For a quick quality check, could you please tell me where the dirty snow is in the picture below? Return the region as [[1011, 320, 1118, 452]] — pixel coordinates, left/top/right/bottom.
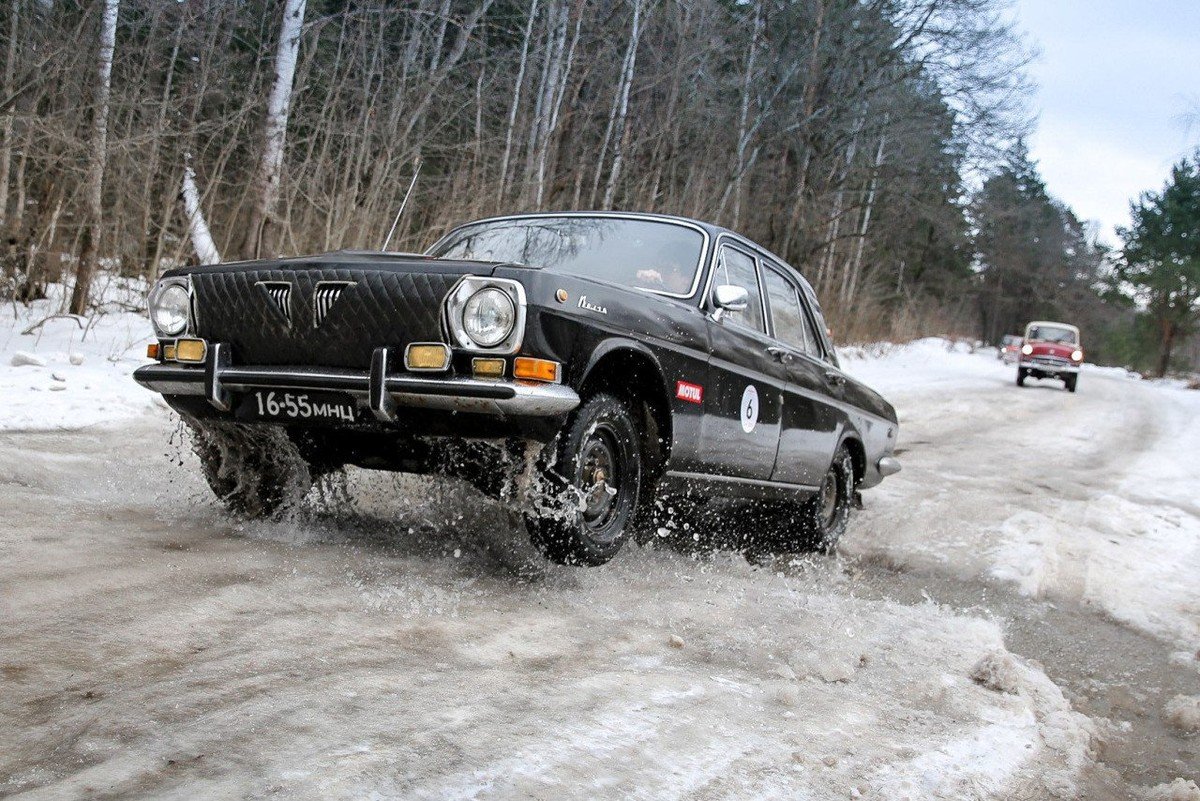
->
[[1163, 695, 1200, 734], [0, 428, 1095, 799]]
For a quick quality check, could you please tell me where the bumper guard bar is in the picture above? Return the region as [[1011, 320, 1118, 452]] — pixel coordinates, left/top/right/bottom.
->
[[133, 344, 581, 419]]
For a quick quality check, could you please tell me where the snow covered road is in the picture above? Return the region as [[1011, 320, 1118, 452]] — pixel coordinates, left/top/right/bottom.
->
[[0, 423, 1094, 800], [1, 331, 1198, 800], [842, 341, 1200, 653]]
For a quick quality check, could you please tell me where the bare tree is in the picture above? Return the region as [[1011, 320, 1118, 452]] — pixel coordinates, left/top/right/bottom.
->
[[68, 0, 118, 315], [182, 156, 220, 266], [601, 0, 644, 209], [239, 0, 306, 260]]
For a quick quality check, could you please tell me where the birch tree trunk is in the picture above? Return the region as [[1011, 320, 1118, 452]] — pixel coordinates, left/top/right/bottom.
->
[[729, 0, 763, 229], [498, 0, 538, 208], [0, 0, 19, 231], [68, 0, 118, 315], [534, 3, 580, 205], [842, 124, 887, 303], [601, 0, 643, 210], [182, 156, 221, 266], [238, 0, 306, 260]]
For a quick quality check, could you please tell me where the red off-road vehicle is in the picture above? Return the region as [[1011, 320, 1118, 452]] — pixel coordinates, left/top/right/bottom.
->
[[1017, 321, 1083, 393]]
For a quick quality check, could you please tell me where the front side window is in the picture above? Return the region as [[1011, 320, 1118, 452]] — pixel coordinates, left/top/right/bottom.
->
[[714, 246, 765, 333], [430, 216, 705, 297]]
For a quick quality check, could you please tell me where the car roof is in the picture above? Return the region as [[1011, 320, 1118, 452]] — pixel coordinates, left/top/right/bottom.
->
[[1026, 320, 1080, 333], [442, 210, 817, 296], [449, 209, 727, 236]]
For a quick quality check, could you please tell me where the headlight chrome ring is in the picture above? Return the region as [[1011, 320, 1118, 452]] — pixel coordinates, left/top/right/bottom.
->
[[149, 279, 191, 337], [443, 276, 526, 354]]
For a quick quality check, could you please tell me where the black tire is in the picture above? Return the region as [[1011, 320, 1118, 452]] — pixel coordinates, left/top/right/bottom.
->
[[1065, 374, 1078, 393], [185, 419, 312, 519], [526, 393, 643, 566], [1016, 368, 1026, 387], [764, 445, 855, 554]]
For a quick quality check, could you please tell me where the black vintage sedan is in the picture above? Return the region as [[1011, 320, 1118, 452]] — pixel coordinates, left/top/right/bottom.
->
[[135, 212, 900, 565]]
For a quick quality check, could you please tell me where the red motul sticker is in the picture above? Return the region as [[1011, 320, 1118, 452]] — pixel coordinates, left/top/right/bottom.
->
[[675, 380, 704, 404]]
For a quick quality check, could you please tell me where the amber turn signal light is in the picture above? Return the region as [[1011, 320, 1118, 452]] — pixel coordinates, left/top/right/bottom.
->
[[405, 343, 451, 371], [471, 357, 506, 378], [146, 343, 160, 360], [174, 338, 208, 363], [513, 357, 560, 383]]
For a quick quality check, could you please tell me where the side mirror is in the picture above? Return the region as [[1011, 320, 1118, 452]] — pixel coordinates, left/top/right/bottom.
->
[[711, 284, 749, 320]]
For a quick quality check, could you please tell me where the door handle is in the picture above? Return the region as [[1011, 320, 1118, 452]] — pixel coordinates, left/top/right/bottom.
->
[[767, 346, 794, 364], [824, 370, 846, 386]]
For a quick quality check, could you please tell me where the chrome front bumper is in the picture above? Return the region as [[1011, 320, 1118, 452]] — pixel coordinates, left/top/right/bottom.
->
[[133, 343, 580, 420], [1020, 359, 1079, 373]]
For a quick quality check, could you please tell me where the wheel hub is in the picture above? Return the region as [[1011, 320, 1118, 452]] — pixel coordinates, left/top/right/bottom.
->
[[578, 429, 620, 530], [818, 472, 838, 526]]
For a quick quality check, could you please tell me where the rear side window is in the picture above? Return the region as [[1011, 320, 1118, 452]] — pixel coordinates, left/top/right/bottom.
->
[[764, 266, 824, 358], [762, 269, 809, 351], [715, 246, 765, 333]]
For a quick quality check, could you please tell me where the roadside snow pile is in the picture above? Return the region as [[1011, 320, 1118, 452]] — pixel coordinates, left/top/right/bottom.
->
[[839, 337, 1140, 400], [839, 338, 1011, 397], [0, 279, 156, 431]]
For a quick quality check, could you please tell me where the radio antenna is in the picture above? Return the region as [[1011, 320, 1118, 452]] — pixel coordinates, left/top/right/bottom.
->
[[381, 158, 422, 252]]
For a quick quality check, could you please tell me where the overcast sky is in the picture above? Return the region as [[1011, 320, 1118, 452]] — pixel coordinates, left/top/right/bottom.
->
[[1013, 0, 1200, 247]]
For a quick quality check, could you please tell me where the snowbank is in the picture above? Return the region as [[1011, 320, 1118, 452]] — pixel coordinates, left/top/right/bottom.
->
[[0, 279, 158, 431]]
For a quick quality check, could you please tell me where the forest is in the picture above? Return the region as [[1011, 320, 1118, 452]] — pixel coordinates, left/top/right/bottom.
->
[[0, 0, 1194, 372]]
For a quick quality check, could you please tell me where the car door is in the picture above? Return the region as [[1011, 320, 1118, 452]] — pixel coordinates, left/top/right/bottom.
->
[[760, 263, 844, 486], [697, 243, 787, 481]]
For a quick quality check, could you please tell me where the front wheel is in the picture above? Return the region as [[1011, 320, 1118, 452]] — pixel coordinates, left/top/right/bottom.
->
[[526, 393, 643, 566], [1016, 367, 1027, 387], [185, 419, 312, 519], [1065, 373, 1078, 393], [763, 445, 855, 554]]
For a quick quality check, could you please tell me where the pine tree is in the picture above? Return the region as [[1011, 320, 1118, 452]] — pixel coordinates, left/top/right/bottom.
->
[[1118, 153, 1200, 376]]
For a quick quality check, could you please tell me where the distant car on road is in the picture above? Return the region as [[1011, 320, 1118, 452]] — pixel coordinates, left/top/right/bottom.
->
[[998, 334, 1023, 364], [135, 212, 901, 566], [1017, 321, 1083, 392]]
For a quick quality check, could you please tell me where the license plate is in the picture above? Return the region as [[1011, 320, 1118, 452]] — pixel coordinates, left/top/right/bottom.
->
[[237, 390, 358, 423]]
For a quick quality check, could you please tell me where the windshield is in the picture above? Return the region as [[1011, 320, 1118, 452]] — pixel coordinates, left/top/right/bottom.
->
[[1026, 324, 1077, 344], [429, 216, 706, 297]]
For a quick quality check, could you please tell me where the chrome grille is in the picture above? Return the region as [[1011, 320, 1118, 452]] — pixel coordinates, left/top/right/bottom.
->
[[256, 281, 292, 326], [313, 281, 354, 328]]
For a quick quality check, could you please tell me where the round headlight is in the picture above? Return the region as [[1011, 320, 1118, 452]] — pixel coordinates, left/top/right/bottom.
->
[[1071, 350, 1083, 361], [151, 283, 190, 336], [462, 288, 515, 348], [1021, 344, 1033, 355]]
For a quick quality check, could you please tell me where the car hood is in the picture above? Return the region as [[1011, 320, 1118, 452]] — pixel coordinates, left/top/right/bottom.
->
[[1028, 341, 1078, 358], [162, 251, 517, 280]]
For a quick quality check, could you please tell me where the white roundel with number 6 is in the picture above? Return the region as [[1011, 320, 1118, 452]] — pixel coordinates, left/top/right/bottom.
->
[[740, 384, 759, 433]]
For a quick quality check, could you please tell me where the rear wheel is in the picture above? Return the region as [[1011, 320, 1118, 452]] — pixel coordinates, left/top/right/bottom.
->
[[185, 419, 312, 519], [526, 393, 643, 566]]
